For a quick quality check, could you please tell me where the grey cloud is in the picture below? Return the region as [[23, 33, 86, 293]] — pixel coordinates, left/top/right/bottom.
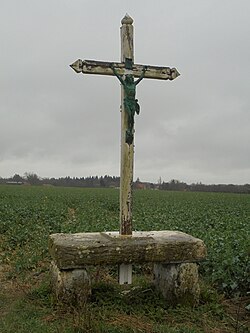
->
[[0, 0, 249, 184]]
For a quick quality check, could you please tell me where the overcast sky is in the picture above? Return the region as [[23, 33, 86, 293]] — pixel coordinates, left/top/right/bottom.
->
[[1, 0, 249, 184]]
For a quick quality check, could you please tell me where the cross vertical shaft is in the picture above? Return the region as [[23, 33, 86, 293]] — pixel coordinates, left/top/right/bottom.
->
[[118, 14, 134, 285], [120, 15, 134, 236]]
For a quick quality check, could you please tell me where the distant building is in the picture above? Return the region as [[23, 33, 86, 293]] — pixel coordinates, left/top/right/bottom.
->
[[134, 181, 154, 190]]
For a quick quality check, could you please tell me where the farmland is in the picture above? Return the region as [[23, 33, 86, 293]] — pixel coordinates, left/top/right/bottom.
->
[[0, 185, 249, 332]]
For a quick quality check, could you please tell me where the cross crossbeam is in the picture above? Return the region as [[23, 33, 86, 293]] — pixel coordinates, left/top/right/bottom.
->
[[70, 59, 180, 80]]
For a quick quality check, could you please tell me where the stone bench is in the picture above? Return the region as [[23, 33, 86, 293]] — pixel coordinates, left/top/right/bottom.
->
[[49, 230, 206, 306]]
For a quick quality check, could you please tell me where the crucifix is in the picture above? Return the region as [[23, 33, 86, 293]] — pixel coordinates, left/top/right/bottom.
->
[[70, 14, 180, 284]]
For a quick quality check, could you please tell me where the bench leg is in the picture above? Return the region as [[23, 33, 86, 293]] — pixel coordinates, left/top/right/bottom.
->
[[50, 261, 91, 305], [153, 263, 200, 306]]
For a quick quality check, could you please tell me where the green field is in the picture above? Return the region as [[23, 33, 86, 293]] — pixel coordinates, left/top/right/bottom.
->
[[0, 185, 249, 332]]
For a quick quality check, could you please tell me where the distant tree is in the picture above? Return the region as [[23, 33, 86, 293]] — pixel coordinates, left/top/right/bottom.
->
[[160, 179, 187, 191], [100, 176, 105, 187], [12, 174, 24, 182], [24, 172, 40, 185]]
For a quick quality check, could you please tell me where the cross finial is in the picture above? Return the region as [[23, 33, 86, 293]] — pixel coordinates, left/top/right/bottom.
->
[[121, 14, 133, 25]]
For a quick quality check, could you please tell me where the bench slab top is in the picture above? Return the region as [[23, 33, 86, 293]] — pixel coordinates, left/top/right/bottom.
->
[[49, 230, 206, 269]]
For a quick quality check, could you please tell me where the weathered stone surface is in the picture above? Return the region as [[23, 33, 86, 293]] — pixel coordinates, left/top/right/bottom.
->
[[50, 261, 91, 305], [49, 231, 206, 270], [153, 263, 200, 306]]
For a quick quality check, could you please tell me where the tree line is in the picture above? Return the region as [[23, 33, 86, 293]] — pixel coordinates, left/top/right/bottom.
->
[[158, 179, 250, 194], [1, 173, 120, 188], [1, 173, 249, 194]]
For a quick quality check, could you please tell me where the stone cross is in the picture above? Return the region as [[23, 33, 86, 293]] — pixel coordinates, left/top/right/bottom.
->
[[70, 14, 180, 284]]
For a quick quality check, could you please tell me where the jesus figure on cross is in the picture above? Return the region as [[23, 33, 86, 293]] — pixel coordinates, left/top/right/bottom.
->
[[111, 64, 147, 144]]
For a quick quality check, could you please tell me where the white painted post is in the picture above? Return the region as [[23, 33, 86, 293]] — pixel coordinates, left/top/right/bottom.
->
[[119, 14, 134, 284]]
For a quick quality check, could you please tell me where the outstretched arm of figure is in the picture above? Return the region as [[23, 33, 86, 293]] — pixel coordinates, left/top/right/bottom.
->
[[135, 66, 147, 85], [110, 64, 125, 86]]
